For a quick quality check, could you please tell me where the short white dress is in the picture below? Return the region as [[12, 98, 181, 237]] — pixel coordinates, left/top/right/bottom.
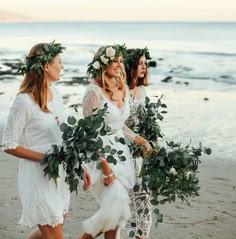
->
[[1, 86, 70, 227], [82, 84, 136, 238]]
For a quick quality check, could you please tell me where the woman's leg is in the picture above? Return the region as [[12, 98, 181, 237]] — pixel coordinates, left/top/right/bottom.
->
[[27, 228, 43, 239], [38, 223, 63, 239], [104, 229, 117, 239], [79, 231, 104, 239], [78, 233, 94, 239]]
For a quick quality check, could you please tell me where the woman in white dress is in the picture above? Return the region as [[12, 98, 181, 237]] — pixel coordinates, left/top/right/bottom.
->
[[1, 42, 70, 239], [78, 45, 152, 239], [125, 48, 152, 239]]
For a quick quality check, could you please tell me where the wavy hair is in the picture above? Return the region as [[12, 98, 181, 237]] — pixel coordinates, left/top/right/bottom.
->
[[93, 45, 126, 100], [18, 43, 53, 112], [125, 48, 150, 90]]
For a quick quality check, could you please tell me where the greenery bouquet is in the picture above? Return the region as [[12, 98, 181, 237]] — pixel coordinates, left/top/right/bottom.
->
[[126, 96, 211, 227], [41, 105, 125, 193]]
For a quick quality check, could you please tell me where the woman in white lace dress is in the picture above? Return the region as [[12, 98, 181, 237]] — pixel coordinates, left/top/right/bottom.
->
[[78, 45, 152, 239], [125, 48, 152, 239], [1, 42, 70, 239]]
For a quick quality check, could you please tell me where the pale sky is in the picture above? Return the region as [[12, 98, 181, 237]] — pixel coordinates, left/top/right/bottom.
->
[[1, 0, 236, 22]]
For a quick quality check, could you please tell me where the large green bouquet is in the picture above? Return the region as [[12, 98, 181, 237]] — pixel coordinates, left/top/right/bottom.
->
[[41, 105, 125, 193], [126, 96, 211, 227]]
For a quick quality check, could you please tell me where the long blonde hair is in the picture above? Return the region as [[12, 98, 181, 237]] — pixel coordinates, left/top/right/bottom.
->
[[18, 43, 51, 112], [94, 46, 126, 99]]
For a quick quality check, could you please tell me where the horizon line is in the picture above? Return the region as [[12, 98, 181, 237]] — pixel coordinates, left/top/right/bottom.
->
[[1, 20, 236, 24]]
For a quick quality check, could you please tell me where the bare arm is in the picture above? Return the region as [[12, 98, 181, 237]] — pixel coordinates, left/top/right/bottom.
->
[[5, 146, 44, 162]]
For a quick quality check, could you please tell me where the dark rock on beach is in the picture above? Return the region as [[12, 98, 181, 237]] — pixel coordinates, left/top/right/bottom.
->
[[0, 75, 16, 81], [3, 62, 21, 70], [69, 103, 82, 108], [0, 60, 22, 76], [59, 76, 90, 85], [175, 80, 190, 85], [148, 60, 157, 68], [0, 70, 18, 76], [161, 76, 173, 83]]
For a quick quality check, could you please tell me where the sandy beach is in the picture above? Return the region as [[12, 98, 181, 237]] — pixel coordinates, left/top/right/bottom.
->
[[0, 77, 236, 239]]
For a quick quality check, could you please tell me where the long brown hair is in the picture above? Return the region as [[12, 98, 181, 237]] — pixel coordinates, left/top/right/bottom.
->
[[125, 48, 149, 90], [18, 43, 51, 112]]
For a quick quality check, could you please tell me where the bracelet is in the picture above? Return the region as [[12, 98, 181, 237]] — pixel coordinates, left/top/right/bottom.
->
[[102, 172, 114, 178]]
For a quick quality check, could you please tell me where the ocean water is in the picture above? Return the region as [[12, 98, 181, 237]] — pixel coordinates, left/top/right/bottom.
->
[[0, 21, 236, 85], [1, 22, 236, 162]]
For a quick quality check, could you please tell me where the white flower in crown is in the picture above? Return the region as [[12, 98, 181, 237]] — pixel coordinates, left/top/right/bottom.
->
[[185, 171, 192, 180], [106, 47, 115, 60], [100, 55, 109, 65], [169, 167, 177, 176], [92, 61, 100, 69]]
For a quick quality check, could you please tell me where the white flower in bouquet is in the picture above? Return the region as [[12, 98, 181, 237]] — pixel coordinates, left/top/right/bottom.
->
[[185, 171, 192, 180], [100, 55, 109, 65], [106, 47, 115, 59], [92, 61, 100, 69], [169, 167, 177, 176]]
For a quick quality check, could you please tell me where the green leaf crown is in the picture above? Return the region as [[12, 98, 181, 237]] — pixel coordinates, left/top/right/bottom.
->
[[126, 47, 152, 64], [87, 44, 127, 78], [18, 41, 65, 75]]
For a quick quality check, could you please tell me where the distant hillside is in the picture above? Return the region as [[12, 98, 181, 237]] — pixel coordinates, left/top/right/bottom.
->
[[0, 10, 35, 22]]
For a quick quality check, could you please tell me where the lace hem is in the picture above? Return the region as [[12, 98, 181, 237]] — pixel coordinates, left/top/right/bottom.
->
[[19, 214, 65, 228], [1, 142, 18, 151], [19, 189, 70, 228], [1, 126, 18, 151], [28, 143, 62, 153]]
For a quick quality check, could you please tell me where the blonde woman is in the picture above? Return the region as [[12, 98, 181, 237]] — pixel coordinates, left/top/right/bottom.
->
[[79, 45, 151, 239]]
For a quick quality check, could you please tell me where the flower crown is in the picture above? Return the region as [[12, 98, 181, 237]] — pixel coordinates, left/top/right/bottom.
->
[[18, 40, 65, 75], [87, 44, 127, 78], [126, 47, 152, 64]]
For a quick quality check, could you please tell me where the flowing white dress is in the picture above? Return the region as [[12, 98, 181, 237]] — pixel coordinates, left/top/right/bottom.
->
[[82, 84, 136, 238], [126, 86, 152, 238], [1, 86, 70, 227]]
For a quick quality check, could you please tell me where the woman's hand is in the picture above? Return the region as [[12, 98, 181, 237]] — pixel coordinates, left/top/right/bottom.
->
[[83, 168, 91, 191], [101, 159, 115, 186], [102, 173, 115, 186], [134, 135, 152, 152]]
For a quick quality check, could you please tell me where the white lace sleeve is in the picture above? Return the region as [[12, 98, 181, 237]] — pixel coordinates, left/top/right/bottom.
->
[[122, 125, 137, 142], [122, 85, 138, 141], [81, 86, 104, 185], [1, 95, 31, 150], [82, 86, 102, 117]]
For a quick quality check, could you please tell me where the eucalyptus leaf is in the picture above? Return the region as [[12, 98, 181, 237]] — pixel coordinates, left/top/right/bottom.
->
[[41, 104, 127, 194], [67, 116, 77, 125], [125, 95, 212, 229], [133, 184, 140, 192]]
